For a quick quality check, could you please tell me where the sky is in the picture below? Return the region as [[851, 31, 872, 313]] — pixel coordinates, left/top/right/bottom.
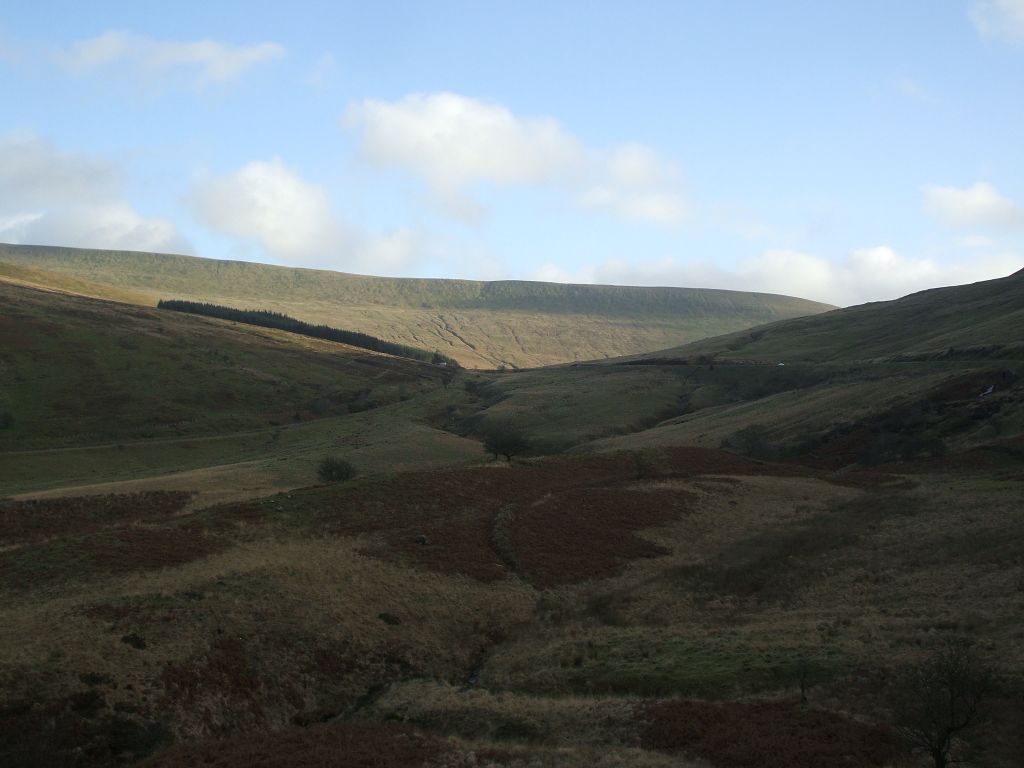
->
[[1, 1, 1023, 306]]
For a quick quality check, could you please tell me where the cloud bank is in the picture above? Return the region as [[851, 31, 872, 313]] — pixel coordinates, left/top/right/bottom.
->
[[922, 182, 1024, 229], [0, 133, 187, 253], [535, 246, 1021, 307], [344, 92, 687, 226], [61, 30, 284, 86], [190, 157, 443, 275]]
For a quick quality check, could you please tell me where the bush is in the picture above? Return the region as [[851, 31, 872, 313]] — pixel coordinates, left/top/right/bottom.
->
[[317, 456, 356, 483], [482, 424, 530, 462]]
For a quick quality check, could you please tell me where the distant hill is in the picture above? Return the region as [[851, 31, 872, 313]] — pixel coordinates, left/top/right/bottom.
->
[[0, 243, 833, 368], [636, 268, 1024, 364]]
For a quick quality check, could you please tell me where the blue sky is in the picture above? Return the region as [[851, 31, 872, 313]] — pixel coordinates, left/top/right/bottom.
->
[[1, 1, 1022, 305]]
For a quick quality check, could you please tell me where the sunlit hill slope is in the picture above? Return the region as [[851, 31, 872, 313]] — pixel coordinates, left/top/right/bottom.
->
[[0, 243, 834, 368]]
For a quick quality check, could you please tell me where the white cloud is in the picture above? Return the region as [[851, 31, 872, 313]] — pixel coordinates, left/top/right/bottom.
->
[[0, 132, 187, 253], [532, 262, 587, 284], [543, 246, 1021, 307], [61, 30, 284, 86], [0, 132, 118, 208], [922, 182, 1024, 229], [191, 158, 346, 262], [578, 142, 689, 225], [190, 158, 453, 276], [344, 92, 585, 222], [3, 203, 183, 253], [605, 143, 672, 188], [345, 92, 585, 190], [969, 0, 1024, 42], [343, 92, 687, 226]]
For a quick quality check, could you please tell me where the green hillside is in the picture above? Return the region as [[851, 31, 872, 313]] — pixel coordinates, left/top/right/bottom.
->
[[0, 243, 833, 368], [638, 268, 1024, 364], [465, 267, 1024, 463], [0, 281, 488, 501]]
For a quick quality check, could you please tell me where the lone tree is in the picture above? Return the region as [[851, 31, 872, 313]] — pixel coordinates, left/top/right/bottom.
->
[[317, 455, 356, 483], [889, 639, 994, 768], [482, 423, 530, 463]]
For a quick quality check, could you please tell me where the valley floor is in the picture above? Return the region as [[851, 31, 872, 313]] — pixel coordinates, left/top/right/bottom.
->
[[2, 446, 1022, 767]]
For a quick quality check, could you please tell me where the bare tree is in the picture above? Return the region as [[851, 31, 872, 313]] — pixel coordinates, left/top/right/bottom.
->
[[890, 639, 994, 768]]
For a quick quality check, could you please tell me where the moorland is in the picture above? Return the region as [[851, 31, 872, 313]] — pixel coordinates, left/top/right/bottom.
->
[[0, 246, 1022, 767], [0, 243, 832, 369]]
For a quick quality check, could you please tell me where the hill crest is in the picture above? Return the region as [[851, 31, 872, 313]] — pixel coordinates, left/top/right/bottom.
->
[[0, 243, 834, 368], [637, 267, 1024, 364]]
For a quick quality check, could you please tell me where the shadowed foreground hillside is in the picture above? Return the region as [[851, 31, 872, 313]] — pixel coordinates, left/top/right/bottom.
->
[[0, 281, 452, 452], [0, 243, 833, 368], [0, 280, 482, 506]]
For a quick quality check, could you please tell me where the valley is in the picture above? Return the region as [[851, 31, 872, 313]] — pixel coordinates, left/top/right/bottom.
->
[[1, 264, 1023, 767]]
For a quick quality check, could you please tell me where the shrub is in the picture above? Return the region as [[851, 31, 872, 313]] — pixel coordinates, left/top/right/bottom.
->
[[317, 456, 356, 483], [482, 424, 530, 462]]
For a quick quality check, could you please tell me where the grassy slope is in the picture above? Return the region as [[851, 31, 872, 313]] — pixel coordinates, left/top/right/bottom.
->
[[467, 269, 1024, 461], [1, 281, 795, 502], [640, 267, 1024, 364], [5, 267, 1023, 496], [0, 280, 452, 449], [8, 269, 1015, 497], [0, 280, 486, 500], [0, 243, 834, 368]]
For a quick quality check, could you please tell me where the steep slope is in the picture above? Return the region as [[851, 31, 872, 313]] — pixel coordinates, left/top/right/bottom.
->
[[463, 268, 1024, 462], [638, 268, 1024, 364], [0, 280, 491, 502], [0, 243, 834, 368], [0, 280, 453, 451]]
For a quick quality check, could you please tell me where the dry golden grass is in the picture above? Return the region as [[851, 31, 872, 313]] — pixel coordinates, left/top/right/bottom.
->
[[0, 243, 832, 369], [11, 462, 291, 511]]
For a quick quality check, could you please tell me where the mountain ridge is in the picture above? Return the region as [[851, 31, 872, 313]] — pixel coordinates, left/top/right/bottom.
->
[[0, 243, 834, 368]]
